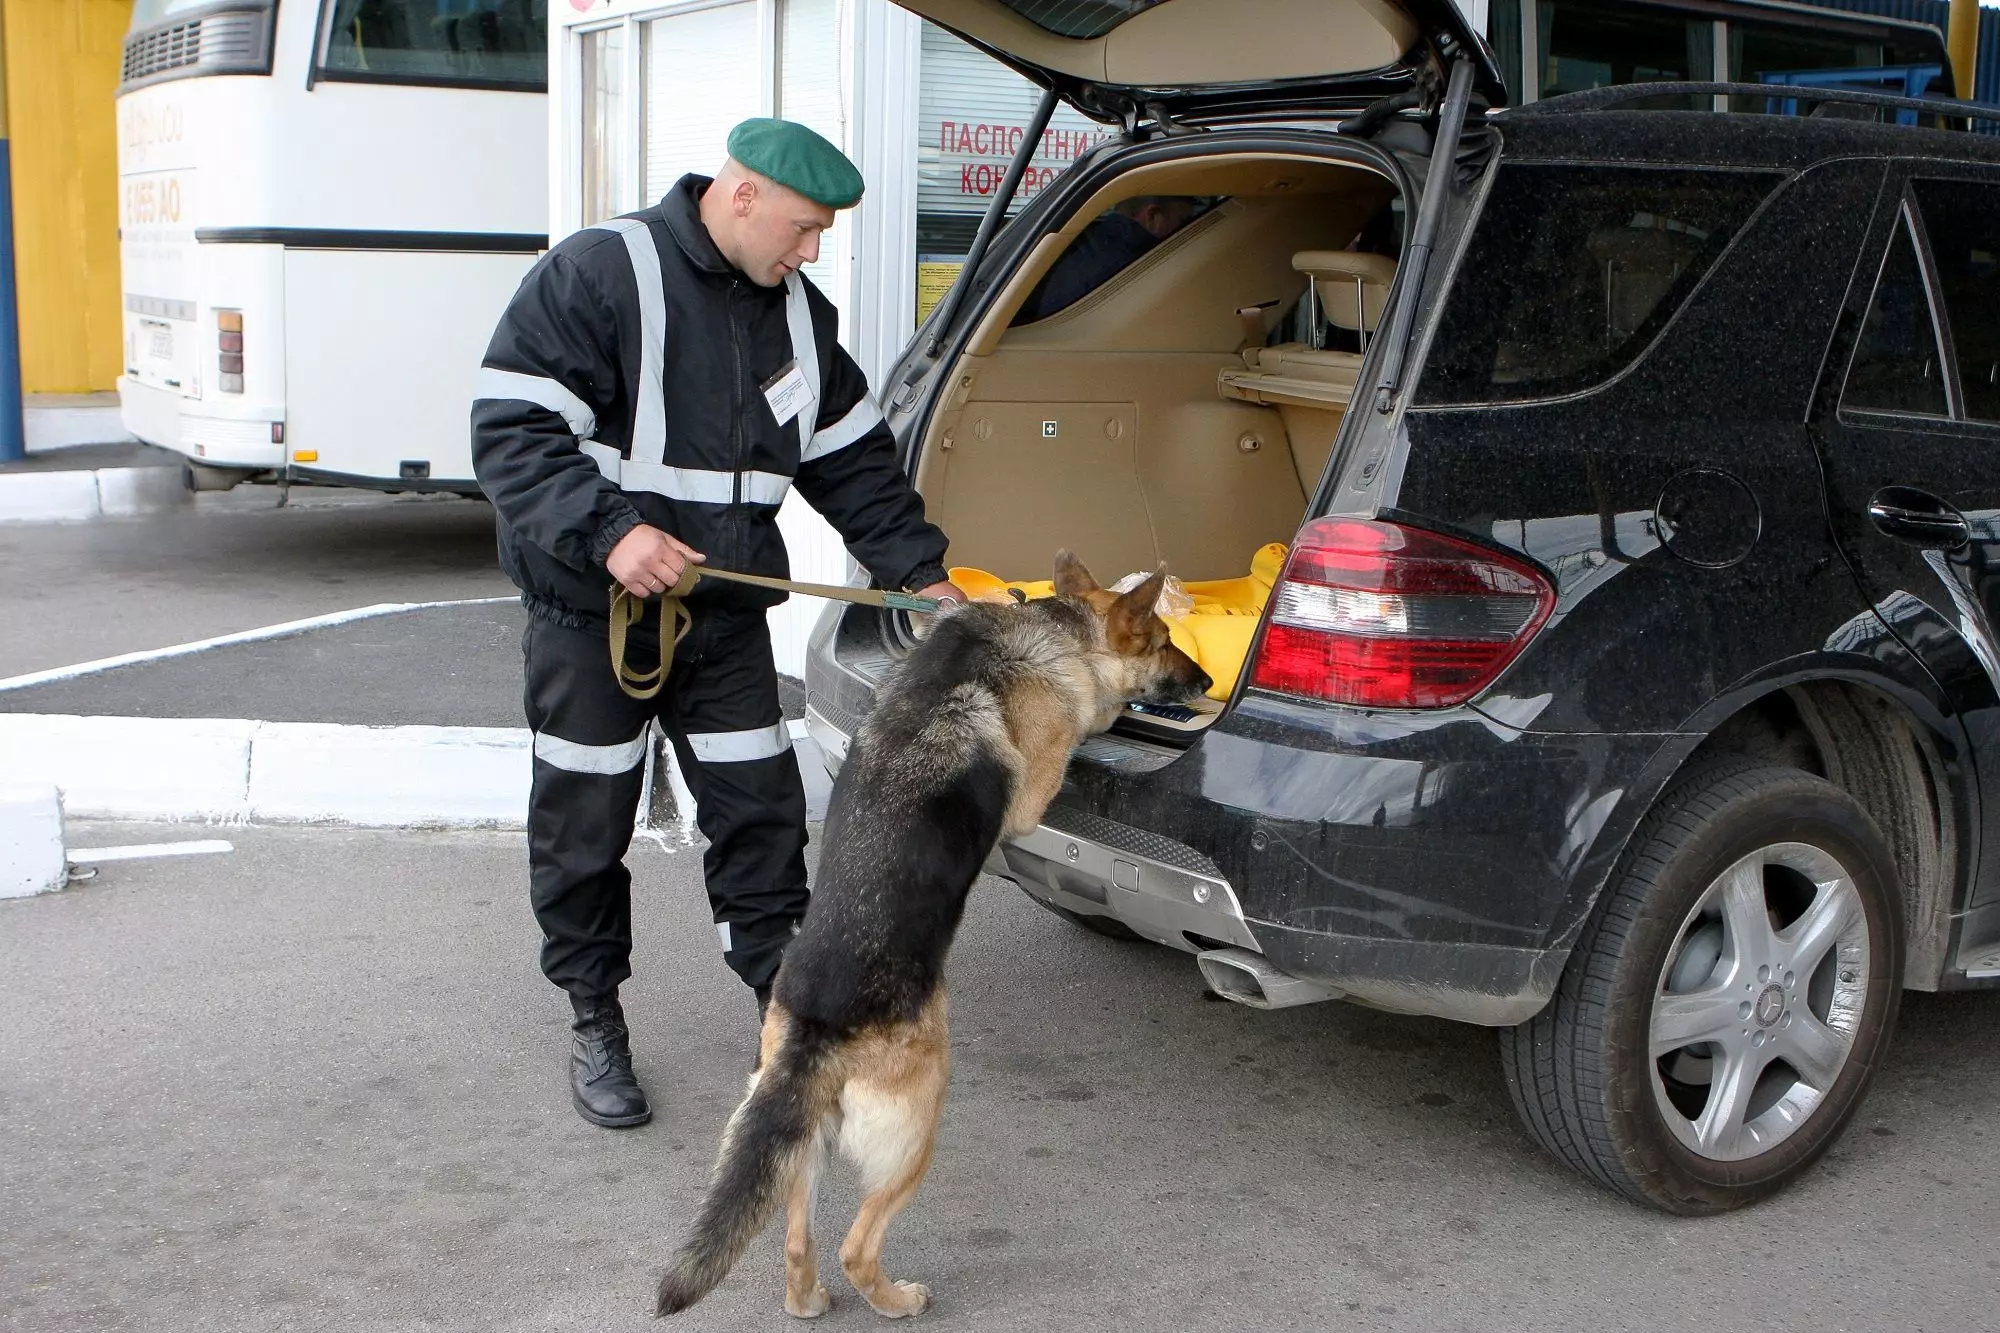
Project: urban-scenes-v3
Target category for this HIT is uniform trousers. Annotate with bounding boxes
[522,607,808,999]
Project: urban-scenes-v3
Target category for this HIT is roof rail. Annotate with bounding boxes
[1505,80,2000,129]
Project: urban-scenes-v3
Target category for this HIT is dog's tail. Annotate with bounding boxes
[655,1018,835,1316]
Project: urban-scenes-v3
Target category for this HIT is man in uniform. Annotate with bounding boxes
[471,119,963,1129]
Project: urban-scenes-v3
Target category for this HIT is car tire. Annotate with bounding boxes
[1031,896,1143,942]
[1499,759,1904,1214]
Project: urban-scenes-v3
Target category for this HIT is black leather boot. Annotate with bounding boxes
[569,992,651,1128]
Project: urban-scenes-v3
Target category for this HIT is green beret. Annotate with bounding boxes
[727,118,864,210]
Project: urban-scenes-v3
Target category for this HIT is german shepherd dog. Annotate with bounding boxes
[655,552,1211,1320]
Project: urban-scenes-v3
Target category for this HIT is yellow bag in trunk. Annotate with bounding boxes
[950,543,1289,701]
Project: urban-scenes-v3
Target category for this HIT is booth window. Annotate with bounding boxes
[915,21,1112,325]
[580,25,625,227]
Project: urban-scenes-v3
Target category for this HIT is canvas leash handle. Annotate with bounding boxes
[608,567,942,700]
[608,584,690,701]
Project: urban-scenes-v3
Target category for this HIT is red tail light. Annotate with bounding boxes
[1249,517,1555,709]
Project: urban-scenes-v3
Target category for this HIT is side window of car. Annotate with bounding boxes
[1842,209,1950,418]
[1911,178,2000,423]
[1416,166,1780,405]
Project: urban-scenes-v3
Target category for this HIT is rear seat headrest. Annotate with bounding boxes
[1292,250,1396,331]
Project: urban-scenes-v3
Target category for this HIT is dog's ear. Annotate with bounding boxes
[1107,566,1168,644]
[1052,549,1100,598]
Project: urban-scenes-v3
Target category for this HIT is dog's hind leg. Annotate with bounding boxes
[836,999,949,1319]
[784,1122,832,1319]
[838,1100,941,1318]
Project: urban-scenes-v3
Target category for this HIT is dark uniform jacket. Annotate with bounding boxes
[471,174,948,629]
[1014,211,1160,323]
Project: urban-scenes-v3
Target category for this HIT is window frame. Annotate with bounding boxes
[309,0,550,95]
[558,0,779,232]
[1907,173,2000,429]
[576,20,632,228]
[638,0,770,205]
[1838,184,1979,430]
[1410,160,1786,409]
[1501,0,1947,108]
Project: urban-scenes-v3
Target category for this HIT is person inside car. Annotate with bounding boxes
[1012,195,1204,323]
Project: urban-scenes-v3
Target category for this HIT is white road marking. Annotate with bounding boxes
[0,598,517,693]
[66,840,236,864]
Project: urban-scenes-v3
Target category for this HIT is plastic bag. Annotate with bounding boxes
[1110,570,1193,619]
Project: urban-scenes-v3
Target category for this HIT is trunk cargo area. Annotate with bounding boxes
[903,151,1404,730]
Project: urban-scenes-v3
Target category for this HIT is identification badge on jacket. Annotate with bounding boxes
[761,359,813,428]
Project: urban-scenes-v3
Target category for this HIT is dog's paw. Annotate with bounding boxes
[874,1281,930,1319]
[785,1285,832,1319]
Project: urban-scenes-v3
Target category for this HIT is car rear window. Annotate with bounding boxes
[1417,165,1781,404]
[995,0,1171,39]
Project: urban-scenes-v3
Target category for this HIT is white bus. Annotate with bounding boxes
[116,0,547,493]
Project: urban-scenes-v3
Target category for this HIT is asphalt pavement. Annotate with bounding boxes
[0,601,532,728]
[0,442,177,473]
[4,822,1998,1333]
[0,488,513,680]
[5,479,1999,1333]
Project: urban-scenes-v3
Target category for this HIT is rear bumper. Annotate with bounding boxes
[805,700,1258,955]
[992,802,1571,1023]
[803,613,1682,1028]
[288,464,483,496]
[803,696,1652,1026]
[991,806,1262,954]
[118,378,283,470]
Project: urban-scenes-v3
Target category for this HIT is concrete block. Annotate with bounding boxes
[0,714,254,819]
[0,784,66,898]
[248,722,531,827]
[0,471,100,524]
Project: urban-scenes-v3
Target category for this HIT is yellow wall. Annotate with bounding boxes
[5,1,129,393]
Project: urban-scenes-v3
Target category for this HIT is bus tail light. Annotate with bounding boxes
[217,310,244,393]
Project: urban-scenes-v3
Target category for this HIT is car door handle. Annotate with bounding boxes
[1868,487,1972,549]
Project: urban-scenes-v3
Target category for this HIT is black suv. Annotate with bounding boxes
[805,0,2000,1213]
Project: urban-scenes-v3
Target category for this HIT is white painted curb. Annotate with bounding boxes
[0,783,66,898]
[0,466,189,524]
[0,470,100,523]
[249,722,530,826]
[0,601,544,830]
[0,714,529,827]
[0,715,256,819]
[0,713,818,830]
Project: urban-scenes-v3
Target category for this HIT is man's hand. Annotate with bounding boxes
[914,580,968,612]
[607,525,705,598]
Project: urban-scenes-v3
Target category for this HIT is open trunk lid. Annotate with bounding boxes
[888,0,1505,123]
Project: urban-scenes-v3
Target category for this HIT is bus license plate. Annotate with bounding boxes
[145,323,173,361]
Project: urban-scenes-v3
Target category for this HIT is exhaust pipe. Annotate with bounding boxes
[1196,947,1341,1010]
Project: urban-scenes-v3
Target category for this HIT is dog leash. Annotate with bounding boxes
[609,567,942,701]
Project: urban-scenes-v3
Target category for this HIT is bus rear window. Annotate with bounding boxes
[318,0,546,91]
[1418,165,1779,404]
